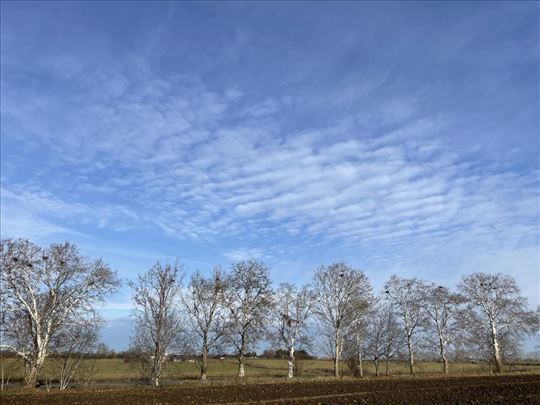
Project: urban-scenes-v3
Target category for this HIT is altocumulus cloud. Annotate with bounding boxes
[2,63,537,272]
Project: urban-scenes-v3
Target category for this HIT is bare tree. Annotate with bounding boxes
[365,310,385,376]
[129,261,186,386]
[381,306,402,376]
[184,267,227,381]
[224,260,273,378]
[273,283,315,378]
[50,317,100,389]
[0,239,119,387]
[384,275,426,375]
[313,262,372,378]
[344,315,370,377]
[419,283,462,374]
[365,300,402,377]
[457,272,539,372]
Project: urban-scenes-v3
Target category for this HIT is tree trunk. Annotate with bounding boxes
[333,333,340,378]
[25,364,40,388]
[374,359,380,377]
[25,349,47,388]
[385,357,390,376]
[155,358,163,387]
[200,342,208,381]
[153,357,160,387]
[334,356,339,378]
[490,321,503,372]
[238,354,245,378]
[357,348,363,378]
[439,336,449,375]
[59,358,70,390]
[287,347,295,379]
[406,336,415,375]
[153,341,161,387]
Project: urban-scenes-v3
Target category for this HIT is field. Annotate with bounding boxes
[2,358,540,404]
[1,374,539,404]
[2,357,540,382]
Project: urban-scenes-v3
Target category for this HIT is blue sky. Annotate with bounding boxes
[1,2,538,350]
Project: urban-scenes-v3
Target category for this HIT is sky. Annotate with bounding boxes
[1,2,539,351]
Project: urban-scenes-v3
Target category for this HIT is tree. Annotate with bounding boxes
[50,317,100,390]
[419,283,462,374]
[0,239,119,387]
[313,262,372,378]
[380,306,402,376]
[129,261,186,386]
[273,283,315,378]
[384,275,426,375]
[184,267,227,381]
[365,308,385,377]
[224,260,273,378]
[94,343,115,358]
[344,315,370,377]
[365,300,402,377]
[457,272,539,372]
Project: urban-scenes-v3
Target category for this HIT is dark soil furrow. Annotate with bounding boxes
[2,374,539,404]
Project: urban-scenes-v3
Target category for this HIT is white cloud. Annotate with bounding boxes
[0,208,81,240]
[242,98,279,117]
[0,185,146,237]
[223,248,265,262]
[1,64,538,286]
[225,88,243,101]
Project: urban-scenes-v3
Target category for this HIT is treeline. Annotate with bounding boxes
[1,239,539,388]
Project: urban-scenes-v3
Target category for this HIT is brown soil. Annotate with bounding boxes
[2,374,539,404]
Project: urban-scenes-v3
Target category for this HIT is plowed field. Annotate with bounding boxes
[2,374,539,404]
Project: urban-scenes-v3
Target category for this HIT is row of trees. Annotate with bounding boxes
[1,239,538,388]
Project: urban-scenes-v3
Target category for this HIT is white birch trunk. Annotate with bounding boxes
[334,332,340,378]
[358,347,363,378]
[439,335,449,375]
[406,334,415,375]
[287,346,295,379]
[490,320,503,372]
[238,356,245,378]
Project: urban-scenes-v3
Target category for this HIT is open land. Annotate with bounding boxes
[1,359,540,404]
[1,374,539,404]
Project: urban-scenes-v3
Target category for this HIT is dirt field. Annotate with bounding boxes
[2,374,539,404]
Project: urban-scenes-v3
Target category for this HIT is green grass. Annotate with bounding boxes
[1,357,539,384]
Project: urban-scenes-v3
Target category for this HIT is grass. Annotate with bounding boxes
[1,357,539,385]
